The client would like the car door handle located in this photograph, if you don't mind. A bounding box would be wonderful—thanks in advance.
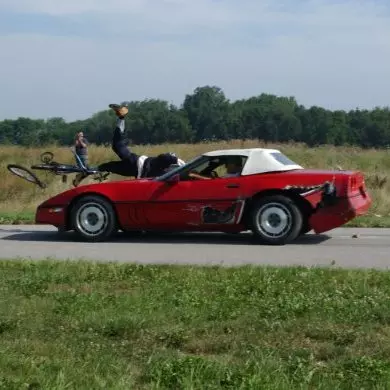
[226,183,240,188]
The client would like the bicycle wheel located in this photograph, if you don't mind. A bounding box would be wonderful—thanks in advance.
[40,151,54,163]
[7,164,46,189]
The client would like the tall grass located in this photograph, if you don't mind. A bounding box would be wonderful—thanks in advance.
[0,141,389,217]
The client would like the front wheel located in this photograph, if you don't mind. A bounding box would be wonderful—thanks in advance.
[250,195,303,245]
[70,195,117,242]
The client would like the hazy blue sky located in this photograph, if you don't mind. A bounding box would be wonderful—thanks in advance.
[0,0,389,121]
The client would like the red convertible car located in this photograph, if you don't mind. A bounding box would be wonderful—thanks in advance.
[35,148,371,245]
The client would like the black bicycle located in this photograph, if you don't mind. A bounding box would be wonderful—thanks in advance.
[7,150,109,189]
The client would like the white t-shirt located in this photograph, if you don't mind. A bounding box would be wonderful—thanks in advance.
[137,155,148,178]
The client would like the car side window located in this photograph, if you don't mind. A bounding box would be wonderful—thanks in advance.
[178,159,212,181]
[179,156,247,181]
[214,156,247,178]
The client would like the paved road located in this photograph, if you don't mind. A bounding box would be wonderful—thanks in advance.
[0,225,389,269]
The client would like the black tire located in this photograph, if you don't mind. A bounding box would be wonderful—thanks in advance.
[7,164,46,189]
[250,195,303,245]
[299,223,312,236]
[40,151,54,163]
[70,195,118,242]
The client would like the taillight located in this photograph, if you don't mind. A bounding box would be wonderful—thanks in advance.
[349,176,357,191]
[349,174,365,194]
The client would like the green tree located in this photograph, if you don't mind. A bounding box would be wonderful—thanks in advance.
[0,86,389,149]
[183,86,231,141]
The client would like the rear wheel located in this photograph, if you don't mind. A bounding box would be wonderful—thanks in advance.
[40,151,54,163]
[250,195,303,245]
[7,164,46,188]
[70,195,117,242]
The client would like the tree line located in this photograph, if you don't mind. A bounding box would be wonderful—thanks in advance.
[1,86,389,148]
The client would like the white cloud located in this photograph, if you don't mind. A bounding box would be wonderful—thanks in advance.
[0,0,389,120]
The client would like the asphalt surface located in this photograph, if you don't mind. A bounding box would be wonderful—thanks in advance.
[0,225,389,269]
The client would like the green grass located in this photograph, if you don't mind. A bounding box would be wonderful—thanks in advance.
[345,215,390,228]
[1,259,390,389]
[0,211,35,224]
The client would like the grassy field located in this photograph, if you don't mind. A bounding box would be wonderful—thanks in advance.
[0,140,389,226]
[1,259,390,389]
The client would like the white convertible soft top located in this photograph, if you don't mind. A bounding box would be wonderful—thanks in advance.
[203,148,304,176]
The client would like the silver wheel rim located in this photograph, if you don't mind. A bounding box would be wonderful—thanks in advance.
[75,202,108,237]
[256,202,292,238]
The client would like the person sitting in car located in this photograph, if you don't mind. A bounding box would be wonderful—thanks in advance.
[223,156,243,177]
[189,156,243,180]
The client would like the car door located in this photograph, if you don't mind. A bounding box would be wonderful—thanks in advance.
[143,176,246,229]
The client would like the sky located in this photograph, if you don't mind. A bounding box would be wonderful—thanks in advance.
[0,0,389,121]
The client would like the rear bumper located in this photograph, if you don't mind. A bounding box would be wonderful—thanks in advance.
[35,205,66,228]
[309,192,372,234]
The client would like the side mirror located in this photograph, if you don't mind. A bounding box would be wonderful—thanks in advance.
[166,174,180,184]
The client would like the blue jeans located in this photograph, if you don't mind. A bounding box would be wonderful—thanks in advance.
[112,118,138,165]
[76,154,88,169]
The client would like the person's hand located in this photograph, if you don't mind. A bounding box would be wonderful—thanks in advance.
[189,172,211,180]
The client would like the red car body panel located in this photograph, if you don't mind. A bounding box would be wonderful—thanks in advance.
[36,165,371,236]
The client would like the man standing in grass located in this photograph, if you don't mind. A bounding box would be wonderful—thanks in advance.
[74,131,88,168]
